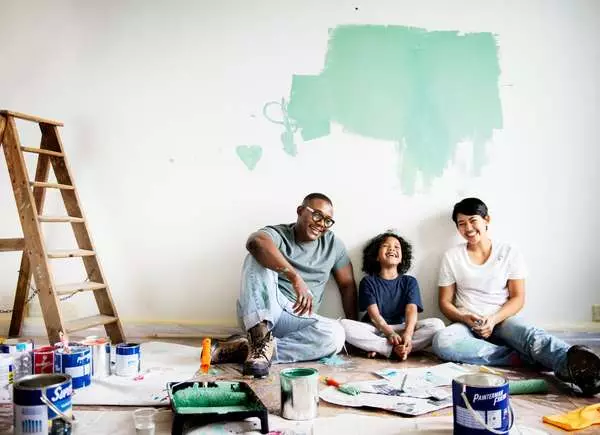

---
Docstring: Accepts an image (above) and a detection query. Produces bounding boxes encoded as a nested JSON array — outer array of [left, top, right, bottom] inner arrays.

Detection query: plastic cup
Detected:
[[132, 408, 156, 435]]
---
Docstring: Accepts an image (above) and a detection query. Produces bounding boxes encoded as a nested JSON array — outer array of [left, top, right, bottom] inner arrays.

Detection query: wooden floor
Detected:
[[2, 336, 599, 433], [112, 338, 600, 434]]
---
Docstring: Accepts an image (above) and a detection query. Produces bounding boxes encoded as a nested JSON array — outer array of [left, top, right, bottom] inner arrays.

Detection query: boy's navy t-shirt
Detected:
[[359, 275, 423, 325]]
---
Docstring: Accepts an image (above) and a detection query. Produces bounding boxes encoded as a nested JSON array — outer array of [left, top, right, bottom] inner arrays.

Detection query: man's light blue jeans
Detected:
[[432, 316, 571, 377], [237, 255, 345, 363]]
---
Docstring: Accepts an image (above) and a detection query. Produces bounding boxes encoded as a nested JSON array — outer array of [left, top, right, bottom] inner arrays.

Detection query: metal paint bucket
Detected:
[[54, 346, 91, 389], [81, 337, 111, 379], [452, 373, 513, 434], [33, 346, 55, 375], [0, 354, 14, 401], [114, 343, 141, 377], [280, 367, 319, 420], [1, 338, 33, 381], [13, 373, 73, 435]]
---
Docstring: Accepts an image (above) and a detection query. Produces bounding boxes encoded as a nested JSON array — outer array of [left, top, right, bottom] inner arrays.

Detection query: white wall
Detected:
[[1, 0, 599, 331]]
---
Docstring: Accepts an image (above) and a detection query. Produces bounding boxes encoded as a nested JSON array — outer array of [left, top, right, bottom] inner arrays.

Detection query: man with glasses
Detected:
[[212, 193, 358, 377]]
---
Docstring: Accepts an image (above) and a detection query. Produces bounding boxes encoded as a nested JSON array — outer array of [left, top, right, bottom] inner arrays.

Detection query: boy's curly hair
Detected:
[[362, 232, 413, 276]]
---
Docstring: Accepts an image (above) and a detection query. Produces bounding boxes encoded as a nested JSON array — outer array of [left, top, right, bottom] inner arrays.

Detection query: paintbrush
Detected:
[[322, 376, 361, 396]]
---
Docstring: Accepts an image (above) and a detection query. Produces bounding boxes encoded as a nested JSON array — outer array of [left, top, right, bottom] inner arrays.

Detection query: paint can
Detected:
[[0, 354, 14, 401], [114, 343, 141, 377], [33, 346, 55, 375], [81, 337, 111, 379], [54, 346, 91, 390], [280, 367, 319, 420], [452, 373, 513, 434], [13, 373, 73, 435], [0, 338, 33, 381]]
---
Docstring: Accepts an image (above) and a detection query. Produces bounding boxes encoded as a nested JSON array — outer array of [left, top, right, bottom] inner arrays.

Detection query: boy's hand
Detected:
[[386, 332, 402, 346]]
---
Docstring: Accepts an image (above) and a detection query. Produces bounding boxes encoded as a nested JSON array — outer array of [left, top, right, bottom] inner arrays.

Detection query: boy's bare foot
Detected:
[[393, 344, 409, 361], [367, 351, 377, 358]]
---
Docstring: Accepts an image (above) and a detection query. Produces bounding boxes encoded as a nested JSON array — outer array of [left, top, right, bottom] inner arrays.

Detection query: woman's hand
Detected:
[[462, 313, 483, 329], [472, 316, 497, 339]]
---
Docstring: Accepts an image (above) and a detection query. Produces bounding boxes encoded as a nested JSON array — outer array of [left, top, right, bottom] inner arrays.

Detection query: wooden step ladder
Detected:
[[0, 110, 125, 344]]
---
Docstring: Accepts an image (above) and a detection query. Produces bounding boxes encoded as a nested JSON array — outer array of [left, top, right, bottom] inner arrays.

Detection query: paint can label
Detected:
[[452, 374, 510, 434], [115, 343, 140, 377], [33, 346, 55, 375], [54, 346, 91, 389], [0, 354, 14, 401]]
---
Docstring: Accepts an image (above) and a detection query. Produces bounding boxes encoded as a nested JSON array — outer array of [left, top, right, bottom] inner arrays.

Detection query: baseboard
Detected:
[[0, 316, 242, 340]]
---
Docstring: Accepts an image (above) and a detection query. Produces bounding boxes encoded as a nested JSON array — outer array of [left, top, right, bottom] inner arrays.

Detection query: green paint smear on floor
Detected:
[[286, 25, 503, 194]]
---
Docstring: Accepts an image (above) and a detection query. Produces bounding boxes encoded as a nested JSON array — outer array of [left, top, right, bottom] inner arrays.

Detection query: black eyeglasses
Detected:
[[304, 206, 335, 228]]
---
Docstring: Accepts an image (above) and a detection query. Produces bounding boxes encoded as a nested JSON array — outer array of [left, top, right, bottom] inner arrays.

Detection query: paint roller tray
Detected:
[[167, 381, 269, 434]]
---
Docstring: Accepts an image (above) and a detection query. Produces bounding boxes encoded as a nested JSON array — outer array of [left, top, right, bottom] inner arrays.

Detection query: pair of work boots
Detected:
[[211, 322, 274, 378]]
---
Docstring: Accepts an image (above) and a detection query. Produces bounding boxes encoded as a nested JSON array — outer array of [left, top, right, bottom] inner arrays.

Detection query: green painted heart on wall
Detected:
[[236, 145, 263, 171]]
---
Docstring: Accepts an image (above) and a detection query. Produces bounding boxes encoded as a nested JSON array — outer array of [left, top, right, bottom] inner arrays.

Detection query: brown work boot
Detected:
[[210, 335, 250, 364], [243, 322, 274, 378]]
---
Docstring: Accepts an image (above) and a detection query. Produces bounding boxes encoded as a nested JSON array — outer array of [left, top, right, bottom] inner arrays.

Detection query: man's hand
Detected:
[[472, 316, 497, 339], [462, 313, 484, 329], [291, 274, 313, 316]]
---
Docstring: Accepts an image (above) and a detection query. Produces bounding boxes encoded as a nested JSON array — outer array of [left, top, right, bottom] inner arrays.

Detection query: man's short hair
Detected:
[[302, 193, 333, 207]]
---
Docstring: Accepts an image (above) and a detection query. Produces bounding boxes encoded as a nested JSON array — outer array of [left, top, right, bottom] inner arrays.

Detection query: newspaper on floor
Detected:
[[375, 362, 474, 387], [319, 382, 453, 416]]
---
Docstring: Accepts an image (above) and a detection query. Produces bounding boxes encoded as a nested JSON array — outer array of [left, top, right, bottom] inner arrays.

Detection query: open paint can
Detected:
[[280, 367, 319, 420], [13, 373, 73, 435], [452, 373, 513, 434]]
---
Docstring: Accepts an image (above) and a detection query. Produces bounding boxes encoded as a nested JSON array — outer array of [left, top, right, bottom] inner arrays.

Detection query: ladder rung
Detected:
[[55, 282, 106, 296], [65, 315, 118, 333], [0, 238, 25, 252], [47, 249, 95, 258], [39, 216, 85, 223], [30, 181, 74, 190], [0, 110, 64, 126], [21, 146, 64, 157]]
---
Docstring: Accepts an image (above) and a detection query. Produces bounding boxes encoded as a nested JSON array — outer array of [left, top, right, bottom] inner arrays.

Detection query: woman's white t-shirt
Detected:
[[438, 241, 527, 317]]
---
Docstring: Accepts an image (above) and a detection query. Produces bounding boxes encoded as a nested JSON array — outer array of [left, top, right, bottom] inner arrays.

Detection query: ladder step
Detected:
[[39, 216, 85, 223], [47, 249, 95, 258], [30, 181, 74, 190], [0, 238, 25, 252], [0, 110, 64, 126], [55, 281, 106, 296], [21, 146, 64, 157], [65, 315, 118, 333]]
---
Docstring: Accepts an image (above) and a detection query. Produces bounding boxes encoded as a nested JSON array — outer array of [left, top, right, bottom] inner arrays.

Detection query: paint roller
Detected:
[[508, 379, 549, 395], [172, 382, 249, 408]]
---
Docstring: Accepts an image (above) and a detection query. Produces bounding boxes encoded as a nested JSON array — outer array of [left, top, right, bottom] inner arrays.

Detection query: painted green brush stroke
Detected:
[[286, 25, 503, 194], [236, 145, 263, 171]]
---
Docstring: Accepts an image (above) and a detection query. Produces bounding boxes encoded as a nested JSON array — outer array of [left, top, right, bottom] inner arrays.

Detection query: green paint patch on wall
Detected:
[[285, 25, 503, 193], [236, 145, 263, 171]]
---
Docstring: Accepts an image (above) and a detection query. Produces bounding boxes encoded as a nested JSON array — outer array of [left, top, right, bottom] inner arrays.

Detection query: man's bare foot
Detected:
[[367, 351, 377, 358]]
